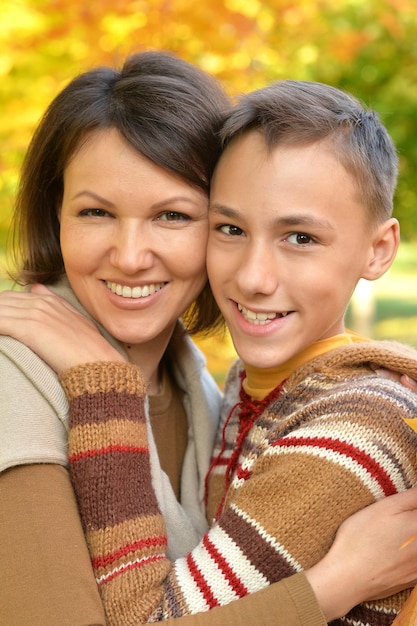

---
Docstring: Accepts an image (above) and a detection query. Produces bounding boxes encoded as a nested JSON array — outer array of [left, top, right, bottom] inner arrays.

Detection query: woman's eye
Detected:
[[157, 211, 188, 222], [218, 224, 244, 236], [287, 232, 314, 245], [79, 208, 110, 217]]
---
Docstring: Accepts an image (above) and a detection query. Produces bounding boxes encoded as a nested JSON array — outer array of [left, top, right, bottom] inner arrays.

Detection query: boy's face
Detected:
[[208, 131, 394, 369]]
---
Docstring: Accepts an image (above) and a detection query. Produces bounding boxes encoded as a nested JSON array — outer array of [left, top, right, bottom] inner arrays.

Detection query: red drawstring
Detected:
[[205, 371, 285, 519]]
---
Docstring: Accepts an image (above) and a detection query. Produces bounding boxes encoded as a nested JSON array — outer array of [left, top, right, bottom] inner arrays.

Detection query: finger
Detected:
[[400, 374, 417, 391], [395, 485, 417, 508], [30, 283, 54, 295], [372, 367, 401, 382]]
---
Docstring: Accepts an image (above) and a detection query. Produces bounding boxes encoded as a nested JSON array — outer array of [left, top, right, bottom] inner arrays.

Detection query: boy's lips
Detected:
[[237, 303, 291, 325], [106, 281, 165, 299]]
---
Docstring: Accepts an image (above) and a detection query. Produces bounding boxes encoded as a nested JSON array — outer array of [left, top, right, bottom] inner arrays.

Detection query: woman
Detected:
[[0, 48, 227, 624], [1, 51, 417, 626]]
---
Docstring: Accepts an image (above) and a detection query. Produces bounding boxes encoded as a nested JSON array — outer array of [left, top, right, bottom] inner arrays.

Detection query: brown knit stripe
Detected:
[[69, 389, 146, 428], [205, 473, 227, 523], [100, 562, 171, 624], [219, 506, 296, 582], [333, 595, 407, 626], [60, 361, 147, 399], [87, 515, 168, 579], [233, 452, 373, 564], [69, 420, 148, 456], [69, 447, 160, 529]]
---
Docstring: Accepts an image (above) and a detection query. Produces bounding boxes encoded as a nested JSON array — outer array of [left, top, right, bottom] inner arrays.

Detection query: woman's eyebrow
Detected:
[[71, 190, 114, 207]]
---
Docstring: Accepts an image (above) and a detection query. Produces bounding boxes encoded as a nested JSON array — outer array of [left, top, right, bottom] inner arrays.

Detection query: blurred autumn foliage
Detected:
[[1, 0, 417, 250]]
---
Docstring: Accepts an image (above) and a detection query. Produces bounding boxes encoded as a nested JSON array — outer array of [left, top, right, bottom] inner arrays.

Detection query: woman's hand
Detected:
[[0, 284, 124, 373], [305, 488, 417, 621], [372, 363, 417, 391]]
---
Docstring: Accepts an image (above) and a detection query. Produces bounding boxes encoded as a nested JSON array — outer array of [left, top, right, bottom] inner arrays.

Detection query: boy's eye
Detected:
[[287, 232, 314, 245], [218, 224, 244, 236]]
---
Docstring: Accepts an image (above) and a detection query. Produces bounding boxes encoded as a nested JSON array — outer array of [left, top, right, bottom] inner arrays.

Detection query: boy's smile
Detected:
[[208, 130, 398, 369], [237, 303, 291, 325]]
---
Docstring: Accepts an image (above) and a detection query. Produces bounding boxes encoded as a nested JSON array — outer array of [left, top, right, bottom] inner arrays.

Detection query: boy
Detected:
[[63, 81, 417, 625]]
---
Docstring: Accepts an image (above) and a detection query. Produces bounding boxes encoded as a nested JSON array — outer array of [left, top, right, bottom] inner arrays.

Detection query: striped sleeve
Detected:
[[65, 363, 417, 625], [62, 361, 171, 624]]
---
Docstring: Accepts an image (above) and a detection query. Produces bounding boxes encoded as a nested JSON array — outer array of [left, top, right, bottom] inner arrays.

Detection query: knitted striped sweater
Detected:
[[64, 341, 417, 625]]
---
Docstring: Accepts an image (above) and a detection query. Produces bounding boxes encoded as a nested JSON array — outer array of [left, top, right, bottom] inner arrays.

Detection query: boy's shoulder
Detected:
[[288, 339, 417, 388]]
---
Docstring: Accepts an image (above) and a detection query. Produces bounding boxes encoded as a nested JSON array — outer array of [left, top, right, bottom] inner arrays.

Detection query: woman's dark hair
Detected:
[[11, 50, 230, 334]]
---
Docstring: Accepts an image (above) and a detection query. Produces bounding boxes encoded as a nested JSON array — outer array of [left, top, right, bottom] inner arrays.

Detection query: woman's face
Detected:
[[59, 128, 208, 354]]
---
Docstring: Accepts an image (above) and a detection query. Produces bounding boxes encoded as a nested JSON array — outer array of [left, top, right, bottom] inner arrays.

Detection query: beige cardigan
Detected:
[[0, 277, 222, 558]]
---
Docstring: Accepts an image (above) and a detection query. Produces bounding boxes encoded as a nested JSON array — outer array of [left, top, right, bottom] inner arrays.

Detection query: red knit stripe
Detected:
[[202, 533, 248, 597], [274, 436, 397, 496], [92, 535, 168, 569], [97, 554, 166, 586], [236, 466, 252, 481], [69, 444, 148, 462], [186, 553, 220, 608]]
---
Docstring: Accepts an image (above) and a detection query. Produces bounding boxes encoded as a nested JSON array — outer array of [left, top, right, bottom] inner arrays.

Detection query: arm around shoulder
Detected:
[[0, 464, 106, 626]]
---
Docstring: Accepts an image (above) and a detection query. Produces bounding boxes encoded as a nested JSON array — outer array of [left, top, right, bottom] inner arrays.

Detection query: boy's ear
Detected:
[[361, 218, 400, 281]]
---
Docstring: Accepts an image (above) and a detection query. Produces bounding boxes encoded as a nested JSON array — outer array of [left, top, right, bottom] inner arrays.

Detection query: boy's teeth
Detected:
[[107, 282, 163, 299], [238, 303, 287, 325]]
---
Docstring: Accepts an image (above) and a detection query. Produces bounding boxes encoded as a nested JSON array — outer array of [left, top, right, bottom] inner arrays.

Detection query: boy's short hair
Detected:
[[221, 80, 398, 222]]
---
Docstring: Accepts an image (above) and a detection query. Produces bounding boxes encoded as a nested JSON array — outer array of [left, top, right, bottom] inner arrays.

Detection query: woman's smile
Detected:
[[59, 128, 209, 350]]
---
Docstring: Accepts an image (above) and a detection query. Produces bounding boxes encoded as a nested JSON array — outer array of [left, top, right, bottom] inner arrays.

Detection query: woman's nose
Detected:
[[110, 226, 155, 274]]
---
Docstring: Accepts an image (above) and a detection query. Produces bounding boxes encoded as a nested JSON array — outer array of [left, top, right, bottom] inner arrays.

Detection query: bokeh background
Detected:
[[1, 0, 417, 385]]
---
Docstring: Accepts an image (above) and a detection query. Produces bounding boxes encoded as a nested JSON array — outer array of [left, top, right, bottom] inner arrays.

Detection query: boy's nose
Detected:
[[235, 243, 278, 296]]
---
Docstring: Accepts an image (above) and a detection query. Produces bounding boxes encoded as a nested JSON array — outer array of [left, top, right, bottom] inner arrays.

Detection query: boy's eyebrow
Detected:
[[209, 203, 239, 219], [277, 214, 335, 230], [209, 203, 334, 230]]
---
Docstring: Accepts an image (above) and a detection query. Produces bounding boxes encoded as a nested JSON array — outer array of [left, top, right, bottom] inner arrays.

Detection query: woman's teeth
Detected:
[[106, 282, 164, 298], [237, 303, 288, 325]]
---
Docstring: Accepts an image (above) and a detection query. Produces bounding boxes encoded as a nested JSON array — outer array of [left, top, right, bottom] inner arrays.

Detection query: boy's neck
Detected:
[[243, 331, 366, 400]]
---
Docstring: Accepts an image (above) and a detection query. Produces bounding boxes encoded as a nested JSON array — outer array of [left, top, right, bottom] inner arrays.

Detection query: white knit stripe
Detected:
[[266, 440, 388, 499], [173, 557, 211, 614], [308, 416, 411, 469], [309, 381, 415, 416], [202, 522, 269, 594], [174, 524, 268, 611], [229, 502, 303, 573], [272, 421, 411, 492], [96, 554, 165, 585], [186, 533, 242, 605]]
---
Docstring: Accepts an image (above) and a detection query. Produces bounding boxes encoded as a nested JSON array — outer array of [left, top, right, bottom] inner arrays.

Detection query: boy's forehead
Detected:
[[214, 132, 340, 184], [210, 133, 369, 229], [217, 131, 338, 168]]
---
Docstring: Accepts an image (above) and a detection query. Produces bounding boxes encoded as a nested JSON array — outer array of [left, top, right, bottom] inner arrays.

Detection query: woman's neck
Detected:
[[122, 325, 176, 395]]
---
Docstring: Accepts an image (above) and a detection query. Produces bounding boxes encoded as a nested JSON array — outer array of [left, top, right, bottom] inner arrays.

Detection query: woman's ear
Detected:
[[361, 218, 400, 281]]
